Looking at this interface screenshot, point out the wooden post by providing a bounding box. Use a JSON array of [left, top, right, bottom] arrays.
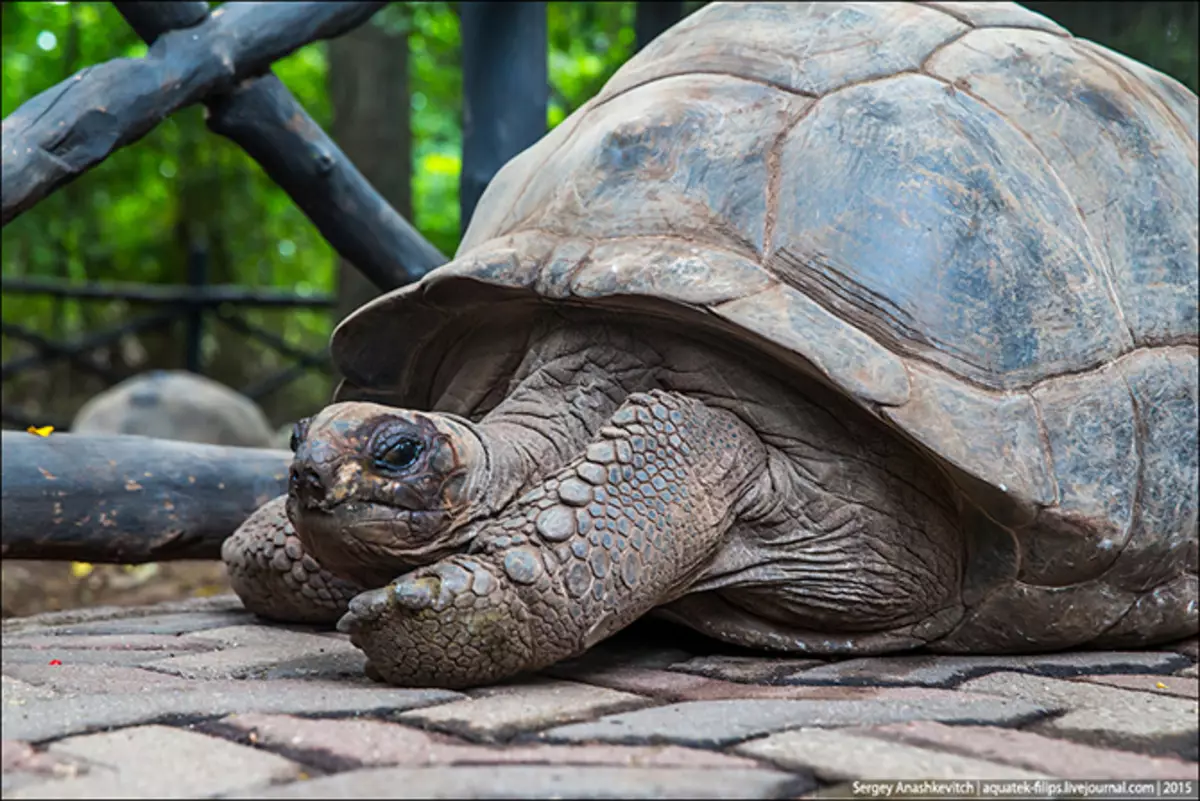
[[635, 1, 684, 52], [459, 2, 548, 234]]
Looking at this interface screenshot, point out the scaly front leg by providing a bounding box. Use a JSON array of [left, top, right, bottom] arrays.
[[337, 389, 766, 688]]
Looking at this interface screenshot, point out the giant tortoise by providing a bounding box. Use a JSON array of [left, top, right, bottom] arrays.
[[72, 370, 276, 448], [222, 1, 1199, 688]]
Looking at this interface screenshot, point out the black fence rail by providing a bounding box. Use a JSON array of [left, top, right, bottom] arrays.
[[1, 1, 687, 430], [0, 245, 335, 431]]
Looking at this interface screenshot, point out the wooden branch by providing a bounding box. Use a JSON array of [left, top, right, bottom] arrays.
[[2, 2, 384, 226], [1, 431, 291, 563], [112, 1, 210, 44], [112, 2, 447, 290], [207, 75, 446, 289]]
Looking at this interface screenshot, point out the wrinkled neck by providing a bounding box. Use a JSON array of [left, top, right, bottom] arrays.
[[468, 323, 663, 516]]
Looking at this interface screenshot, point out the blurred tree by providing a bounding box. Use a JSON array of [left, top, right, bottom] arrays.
[[329, 6, 413, 325]]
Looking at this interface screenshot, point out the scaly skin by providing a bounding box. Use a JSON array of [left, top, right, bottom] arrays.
[[222, 496, 365, 624], [222, 325, 659, 625], [336, 389, 766, 688]]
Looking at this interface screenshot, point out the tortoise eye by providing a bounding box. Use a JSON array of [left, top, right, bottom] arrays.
[[375, 437, 423, 472]]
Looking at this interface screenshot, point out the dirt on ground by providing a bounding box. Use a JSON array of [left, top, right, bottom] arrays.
[[1, 560, 231, 619]]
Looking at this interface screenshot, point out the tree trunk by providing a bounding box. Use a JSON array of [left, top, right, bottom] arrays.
[[328, 19, 413, 325]]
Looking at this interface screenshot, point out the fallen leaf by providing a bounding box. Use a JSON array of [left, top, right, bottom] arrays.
[[26, 425, 54, 437]]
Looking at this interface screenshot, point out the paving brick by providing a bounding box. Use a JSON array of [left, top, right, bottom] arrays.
[[3, 664, 193, 695], [1, 678, 461, 743], [142, 626, 366, 680], [866, 721, 1200, 780], [3, 676, 59, 706], [774, 651, 1189, 688], [556, 665, 1018, 704], [1071, 673, 1198, 699], [4, 608, 254, 639], [0, 595, 245, 636], [215, 712, 763, 770], [9, 725, 302, 799], [960, 671, 1199, 755], [667, 655, 826, 685], [252, 765, 809, 799], [1, 740, 92, 796], [541, 693, 1051, 748], [399, 679, 650, 741], [1, 633, 223, 652], [734, 727, 1048, 781], [3, 647, 184, 667]]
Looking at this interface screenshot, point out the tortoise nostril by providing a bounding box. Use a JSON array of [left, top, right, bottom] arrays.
[[290, 465, 327, 508]]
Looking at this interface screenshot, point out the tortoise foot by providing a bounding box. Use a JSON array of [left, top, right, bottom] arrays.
[[222, 495, 364, 626]]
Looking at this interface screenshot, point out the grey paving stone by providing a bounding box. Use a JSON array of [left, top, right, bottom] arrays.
[[143, 626, 366, 680], [8, 610, 256, 639], [249, 765, 810, 799], [777, 651, 1190, 688], [1, 633, 224, 652], [2, 676, 59, 706], [667, 655, 826, 685], [10, 725, 301, 799], [3, 647, 183, 667], [960, 671, 1200, 756], [734, 728, 1049, 781], [541, 693, 1051, 748], [1, 740, 94, 796], [0, 595, 245, 636], [1071, 673, 1198, 699], [1, 678, 462, 743], [555, 664, 1013, 704], [3, 664, 193, 695], [1179, 665, 1198, 678], [399, 679, 651, 741], [214, 712, 764, 770], [867, 721, 1200, 780]]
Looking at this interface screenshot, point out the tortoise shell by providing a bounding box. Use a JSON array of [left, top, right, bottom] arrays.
[[333, 2, 1198, 648], [72, 370, 275, 448]]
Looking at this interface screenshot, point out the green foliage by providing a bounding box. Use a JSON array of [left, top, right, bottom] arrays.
[[1, 1, 1196, 424]]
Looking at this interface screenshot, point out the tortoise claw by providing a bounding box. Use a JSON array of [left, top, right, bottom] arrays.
[[338, 587, 390, 632]]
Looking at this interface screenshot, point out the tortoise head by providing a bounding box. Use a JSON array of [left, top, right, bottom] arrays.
[[284, 402, 484, 586]]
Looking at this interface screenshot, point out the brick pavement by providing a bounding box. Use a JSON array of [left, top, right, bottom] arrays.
[[1, 595, 1196, 798]]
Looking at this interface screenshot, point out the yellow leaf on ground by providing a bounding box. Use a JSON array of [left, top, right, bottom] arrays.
[[70, 562, 95, 579], [26, 425, 54, 437]]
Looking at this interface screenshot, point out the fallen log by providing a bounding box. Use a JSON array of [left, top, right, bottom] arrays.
[[1, 431, 290, 564]]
